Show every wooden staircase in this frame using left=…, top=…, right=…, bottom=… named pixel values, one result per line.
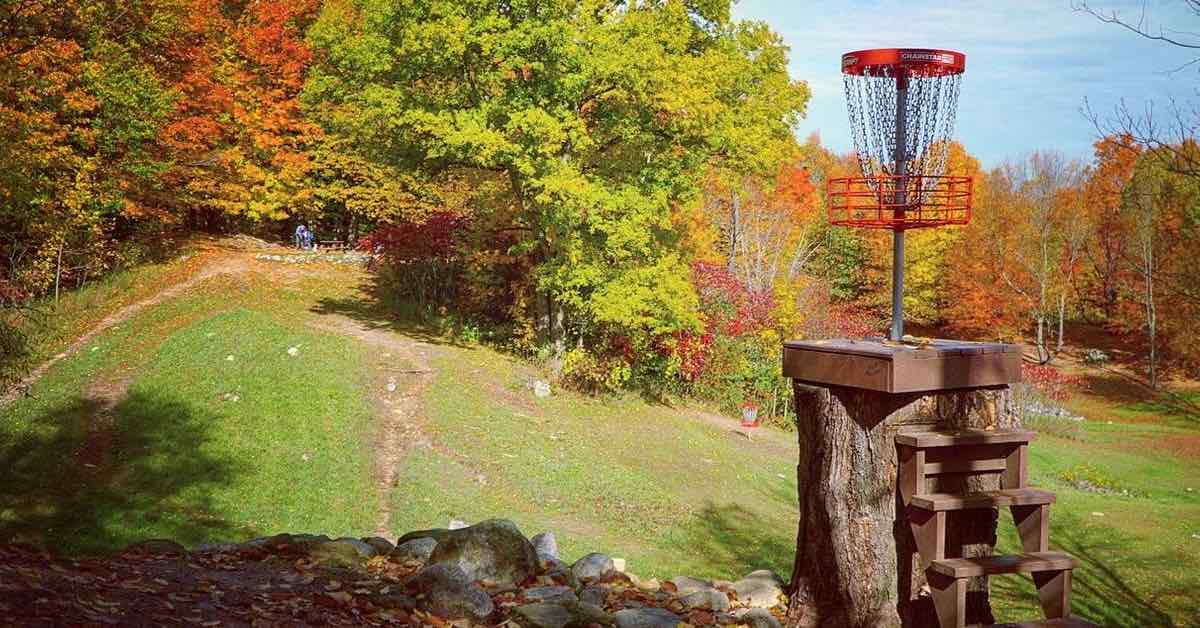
left=896, top=429, right=1096, bottom=628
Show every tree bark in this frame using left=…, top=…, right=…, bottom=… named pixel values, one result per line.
left=785, top=384, right=1020, bottom=628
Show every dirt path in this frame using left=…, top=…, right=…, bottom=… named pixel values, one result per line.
left=307, top=315, right=438, bottom=537
left=1, top=253, right=251, bottom=407
left=72, top=372, right=134, bottom=474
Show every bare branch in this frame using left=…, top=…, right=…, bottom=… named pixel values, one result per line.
left=1074, top=1, right=1200, bottom=49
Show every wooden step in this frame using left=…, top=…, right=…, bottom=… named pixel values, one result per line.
left=931, top=551, right=1077, bottom=578
left=983, top=618, right=1097, bottom=628
left=896, top=428, right=1036, bottom=448
left=911, top=488, right=1056, bottom=511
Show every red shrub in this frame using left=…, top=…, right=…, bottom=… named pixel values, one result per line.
left=1021, top=363, right=1085, bottom=401
left=691, top=262, right=774, bottom=337
left=357, top=212, right=468, bottom=263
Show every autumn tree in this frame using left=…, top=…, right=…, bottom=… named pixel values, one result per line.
left=1081, top=134, right=1141, bottom=318
left=304, top=0, right=809, bottom=368
left=986, top=152, right=1086, bottom=363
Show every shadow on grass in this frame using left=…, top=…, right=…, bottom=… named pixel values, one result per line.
left=669, top=492, right=797, bottom=579
left=0, top=391, right=244, bottom=555
left=992, top=513, right=1186, bottom=627
left=308, top=271, right=472, bottom=349
left=1077, top=371, right=1200, bottom=425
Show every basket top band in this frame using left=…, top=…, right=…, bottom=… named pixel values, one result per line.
left=841, top=48, right=965, bottom=77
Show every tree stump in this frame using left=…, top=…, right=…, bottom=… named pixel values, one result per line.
left=784, top=383, right=1020, bottom=628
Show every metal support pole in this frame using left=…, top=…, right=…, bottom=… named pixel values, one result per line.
left=891, top=74, right=909, bottom=342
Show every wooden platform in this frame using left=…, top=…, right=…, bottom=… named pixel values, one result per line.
left=782, top=338, right=1021, bottom=393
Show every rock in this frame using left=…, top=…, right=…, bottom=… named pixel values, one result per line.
left=396, top=527, right=452, bottom=546
left=309, top=539, right=373, bottom=567
left=578, top=585, right=608, bottom=607
left=123, top=539, right=187, bottom=558
left=544, top=559, right=579, bottom=588
left=391, top=537, right=438, bottom=564
left=361, top=537, right=395, bottom=555
left=513, top=602, right=612, bottom=628
left=613, top=607, right=682, bottom=628
left=525, top=585, right=578, bottom=604
left=612, top=557, right=626, bottom=573
left=571, top=553, right=615, bottom=581
left=731, top=571, right=784, bottom=608
left=425, top=519, right=539, bottom=587
left=335, top=537, right=378, bottom=557
left=680, top=589, right=729, bottom=611
left=669, top=576, right=712, bottom=595
left=736, top=608, right=782, bottom=628
left=533, top=380, right=552, bottom=398
left=531, top=532, right=560, bottom=561
left=631, top=575, right=660, bottom=592
left=514, top=602, right=574, bottom=628
left=449, top=519, right=469, bottom=530
left=408, top=563, right=494, bottom=621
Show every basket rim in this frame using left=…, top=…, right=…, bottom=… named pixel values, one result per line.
left=841, top=48, right=965, bottom=77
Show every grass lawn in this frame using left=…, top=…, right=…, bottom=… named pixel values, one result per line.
left=2, top=249, right=1198, bottom=626
left=1, top=266, right=378, bottom=553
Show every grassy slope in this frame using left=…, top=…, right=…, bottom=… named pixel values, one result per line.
left=399, top=340, right=1200, bottom=626
left=1, top=267, right=378, bottom=553
left=2, top=252, right=1197, bottom=626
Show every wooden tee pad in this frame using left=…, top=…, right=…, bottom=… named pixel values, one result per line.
left=782, top=338, right=1021, bottom=393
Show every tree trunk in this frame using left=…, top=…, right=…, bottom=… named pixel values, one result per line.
left=1145, top=260, right=1156, bottom=390
left=1056, top=293, right=1066, bottom=356
left=53, top=239, right=64, bottom=304
left=785, top=384, right=1020, bottom=628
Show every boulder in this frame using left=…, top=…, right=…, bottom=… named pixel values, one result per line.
left=514, top=603, right=573, bottom=628
left=361, top=536, right=395, bottom=555
left=531, top=532, right=560, bottom=561
left=396, top=527, right=452, bottom=546
left=513, top=602, right=612, bottom=628
left=731, top=571, right=784, bottom=608
left=680, top=589, right=729, bottom=612
left=735, top=608, right=782, bottom=628
left=309, top=539, right=373, bottom=568
left=578, top=585, right=608, bottom=607
left=408, top=563, right=494, bottom=621
left=426, top=519, right=539, bottom=587
left=668, top=576, right=711, bottom=595
left=334, top=537, right=378, bottom=557
left=571, top=553, right=615, bottom=581
left=613, top=607, right=682, bottom=628
left=525, top=585, right=578, bottom=604
left=391, top=537, right=438, bottom=564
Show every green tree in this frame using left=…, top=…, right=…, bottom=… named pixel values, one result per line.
left=304, top=0, right=808, bottom=365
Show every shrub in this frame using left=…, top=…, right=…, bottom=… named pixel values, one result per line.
left=1021, top=363, right=1085, bottom=402
left=358, top=212, right=470, bottom=309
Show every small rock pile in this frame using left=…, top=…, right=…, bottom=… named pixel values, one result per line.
left=255, top=252, right=375, bottom=266
left=213, top=518, right=789, bottom=626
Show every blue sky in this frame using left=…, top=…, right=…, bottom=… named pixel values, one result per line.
left=732, top=0, right=1200, bottom=168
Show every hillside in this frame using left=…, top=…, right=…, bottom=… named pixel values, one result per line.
left=1, top=243, right=1198, bottom=626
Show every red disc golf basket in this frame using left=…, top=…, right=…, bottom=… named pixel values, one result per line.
left=829, top=48, right=971, bottom=339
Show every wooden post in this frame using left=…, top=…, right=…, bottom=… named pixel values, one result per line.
left=784, top=383, right=1020, bottom=628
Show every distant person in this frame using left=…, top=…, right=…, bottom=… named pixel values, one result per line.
left=294, top=224, right=307, bottom=249
left=304, top=227, right=315, bottom=250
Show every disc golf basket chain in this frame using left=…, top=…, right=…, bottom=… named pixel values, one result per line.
left=828, top=48, right=972, bottom=340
